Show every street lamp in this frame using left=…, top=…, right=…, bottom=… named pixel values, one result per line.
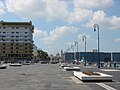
left=93, top=24, right=100, bottom=68
left=82, top=35, right=86, bottom=66
left=71, top=45, right=74, bottom=60
left=75, top=41, right=78, bottom=61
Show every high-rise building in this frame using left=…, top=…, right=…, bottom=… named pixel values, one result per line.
left=0, top=21, right=34, bottom=62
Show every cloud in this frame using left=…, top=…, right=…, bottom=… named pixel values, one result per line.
left=4, top=0, right=120, bottom=30
left=6, top=0, right=68, bottom=20
left=64, top=41, right=74, bottom=46
left=86, top=10, right=120, bottom=30
left=0, top=1, right=5, bottom=15
left=34, top=26, right=78, bottom=45
left=77, top=33, right=92, bottom=41
left=33, top=28, right=48, bottom=39
left=73, top=0, right=114, bottom=9
left=114, top=38, right=120, bottom=42
left=66, top=0, right=120, bottom=30
left=67, top=8, right=93, bottom=23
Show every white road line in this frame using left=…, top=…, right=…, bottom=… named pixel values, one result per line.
left=70, top=76, right=83, bottom=84
left=96, top=83, right=116, bottom=90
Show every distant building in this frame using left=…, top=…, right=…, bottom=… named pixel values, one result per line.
left=0, top=21, right=34, bottom=62
left=64, top=52, right=120, bottom=62
left=112, top=52, right=120, bottom=62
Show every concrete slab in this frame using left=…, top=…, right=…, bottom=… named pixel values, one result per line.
left=64, top=67, right=81, bottom=71
left=9, top=63, right=22, bottom=67
left=100, top=69, right=120, bottom=71
left=60, top=63, right=70, bottom=67
left=0, top=64, right=7, bottom=69
left=74, top=71, right=113, bottom=81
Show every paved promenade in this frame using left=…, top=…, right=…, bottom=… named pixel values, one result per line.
left=0, top=63, right=120, bottom=90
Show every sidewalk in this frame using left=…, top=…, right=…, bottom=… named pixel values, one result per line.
left=0, top=63, right=119, bottom=90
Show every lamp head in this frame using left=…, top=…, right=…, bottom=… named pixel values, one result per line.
left=94, top=28, right=96, bottom=31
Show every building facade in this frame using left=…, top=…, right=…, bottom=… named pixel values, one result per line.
left=0, top=21, right=34, bottom=62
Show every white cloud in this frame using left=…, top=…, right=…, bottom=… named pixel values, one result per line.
left=64, top=41, right=74, bottom=46
left=6, top=0, right=68, bottom=20
left=114, top=38, right=120, bottom=42
left=77, top=33, right=92, bottom=41
left=73, top=0, right=114, bottom=9
left=0, top=1, right=5, bottom=15
left=86, top=10, right=120, bottom=30
left=34, top=26, right=78, bottom=45
left=33, top=28, right=48, bottom=39
left=67, top=8, right=93, bottom=23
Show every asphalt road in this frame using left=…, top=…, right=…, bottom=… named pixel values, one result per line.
left=0, top=63, right=119, bottom=90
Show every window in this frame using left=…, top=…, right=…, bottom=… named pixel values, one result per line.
left=25, top=43, right=27, bottom=46
left=16, top=32, right=19, bottom=33
left=11, top=51, right=13, bottom=53
left=3, top=27, right=6, bottom=29
left=25, top=27, right=28, bottom=29
left=16, top=27, right=19, bottom=29
left=11, top=40, right=14, bottom=42
left=11, top=47, right=13, bottom=49
left=25, top=36, right=27, bottom=38
left=16, top=43, right=19, bottom=45
left=16, top=36, right=19, bottom=38
left=3, top=47, right=5, bottom=49
left=12, top=27, right=14, bottom=29
left=16, top=51, right=18, bottom=53
left=3, top=51, right=5, bottom=53
left=11, top=32, right=14, bottom=33
left=3, top=32, right=6, bottom=33
left=25, top=32, right=28, bottom=34
left=16, top=47, right=19, bottom=49
left=25, top=47, right=27, bottom=49
left=3, top=43, right=5, bottom=45
left=11, top=36, right=14, bottom=38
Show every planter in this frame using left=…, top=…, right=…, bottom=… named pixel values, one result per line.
left=10, top=63, right=22, bottom=67
left=74, top=71, right=113, bottom=81
left=64, top=67, right=80, bottom=71
left=60, top=63, right=70, bottom=67
left=0, top=64, right=7, bottom=69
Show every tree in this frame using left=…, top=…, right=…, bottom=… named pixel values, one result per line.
left=37, top=49, right=50, bottom=61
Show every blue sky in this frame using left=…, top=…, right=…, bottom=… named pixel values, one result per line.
left=0, top=0, right=120, bottom=54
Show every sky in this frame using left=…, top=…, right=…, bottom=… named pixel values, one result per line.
left=0, top=0, right=120, bottom=54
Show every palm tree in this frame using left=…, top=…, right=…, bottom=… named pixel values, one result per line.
left=37, top=49, right=50, bottom=61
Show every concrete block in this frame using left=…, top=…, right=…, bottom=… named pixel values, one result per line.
left=74, top=71, right=113, bottom=81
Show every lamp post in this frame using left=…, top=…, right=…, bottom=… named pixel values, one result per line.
left=75, top=41, right=78, bottom=61
left=71, top=45, right=74, bottom=60
left=93, top=24, right=100, bottom=68
left=82, top=35, right=86, bottom=66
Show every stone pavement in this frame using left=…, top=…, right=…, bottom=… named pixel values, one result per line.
left=0, top=63, right=119, bottom=90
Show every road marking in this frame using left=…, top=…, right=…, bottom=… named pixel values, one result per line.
left=96, top=83, right=116, bottom=90
left=70, top=76, right=83, bottom=84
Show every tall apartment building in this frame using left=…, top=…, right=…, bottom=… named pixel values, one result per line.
left=0, top=21, right=34, bottom=62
